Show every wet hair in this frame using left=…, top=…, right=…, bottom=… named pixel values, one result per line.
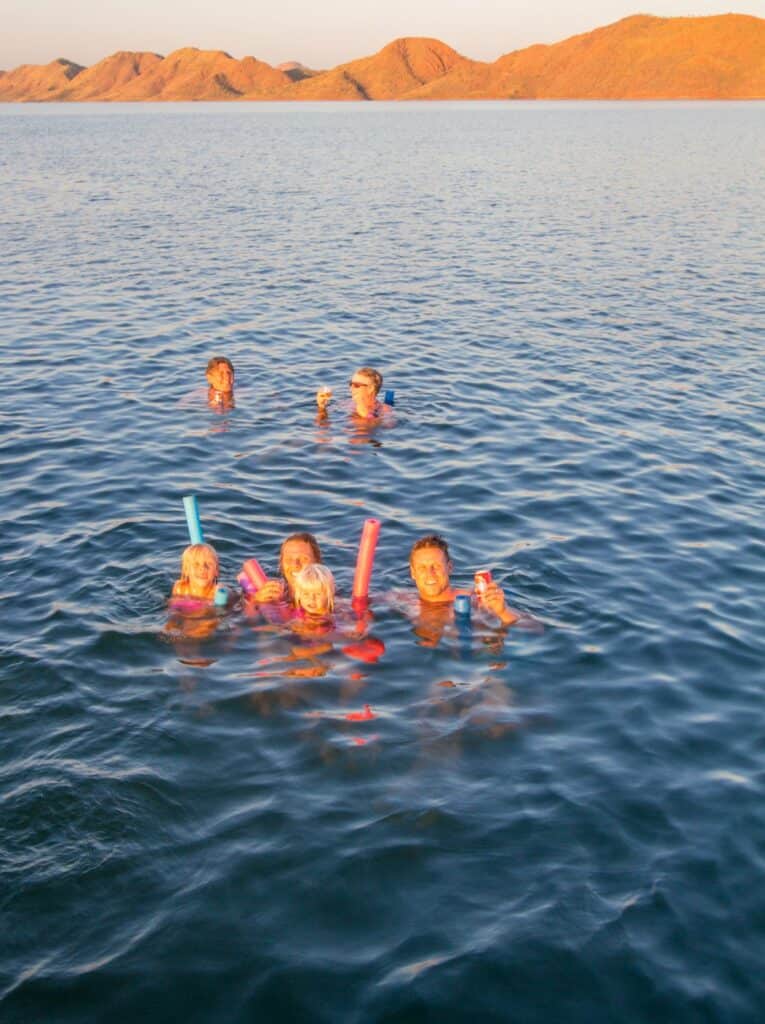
left=355, top=366, right=383, bottom=395
left=293, top=563, right=335, bottom=613
left=206, top=356, right=234, bottom=376
left=409, top=534, right=451, bottom=567
left=278, top=532, right=323, bottom=580
left=176, top=543, right=220, bottom=593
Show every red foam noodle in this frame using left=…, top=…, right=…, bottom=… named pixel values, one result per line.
left=352, top=518, right=380, bottom=606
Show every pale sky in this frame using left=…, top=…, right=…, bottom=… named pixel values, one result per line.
left=3, top=0, right=764, bottom=71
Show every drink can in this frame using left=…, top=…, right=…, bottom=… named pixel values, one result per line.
left=474, top=570, right=492, bottom=596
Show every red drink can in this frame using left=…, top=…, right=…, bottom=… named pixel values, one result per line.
left=474, top=570, right=492, bottom=595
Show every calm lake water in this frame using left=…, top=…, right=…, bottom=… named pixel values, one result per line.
left=1, top=100, right=764, bottom=1023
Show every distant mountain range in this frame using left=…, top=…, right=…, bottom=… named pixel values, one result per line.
left=1, top=14, right=763, bottom=102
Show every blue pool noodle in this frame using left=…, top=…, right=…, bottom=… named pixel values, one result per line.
left=183, top=495, right=205, bottom=546
left=383, top=389, right=395, bottom=406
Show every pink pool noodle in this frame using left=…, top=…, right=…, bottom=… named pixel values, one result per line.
left=352, top=518, right=380, bottom=605
left=238, top=557, right=268, bottom=594
left=168, top=597, right=211, bottom=614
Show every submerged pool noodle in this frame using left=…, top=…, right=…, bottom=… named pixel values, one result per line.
left=352, top=518, right=380, bottom=603
left=169, top=596, right=209, bottom=614
left=183, top=495, right=205, bottom=545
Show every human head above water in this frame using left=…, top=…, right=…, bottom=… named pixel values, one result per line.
left=279, top=532, right=323, bottom=594
left=409, top=534, right=453, bottom=602
left=293, top=563, right=335, bottom=616
left=179, top=543, right=220, bottom=592
left=350, top=366, right=383, bottom=396
left=205, top=356, right=235, bottom=393
left=409, top=534, right=451, bottom=568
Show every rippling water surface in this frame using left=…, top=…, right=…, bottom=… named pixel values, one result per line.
left=2, top=101, right=764, bottom=1022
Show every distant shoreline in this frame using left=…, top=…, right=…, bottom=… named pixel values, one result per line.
left=5, top=97, right=765, bottom=105
left=2, top=14, right=764, bottom=103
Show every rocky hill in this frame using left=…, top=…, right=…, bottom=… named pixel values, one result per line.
left=1, top=14, right=762, bottom=101
left=408, top=14, right=765, bottom=99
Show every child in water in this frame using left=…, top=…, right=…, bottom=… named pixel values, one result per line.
left=284, top=563, right=386, bottom=668
left=292, top=563, right=335, bottom=624
left=171, top=543, right=222, bottom=602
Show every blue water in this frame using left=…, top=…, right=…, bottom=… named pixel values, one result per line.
left=1, top=100, right=764, bottom=1023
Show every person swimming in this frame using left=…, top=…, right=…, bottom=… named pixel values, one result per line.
left=241, top=532, right=323, bottom=606
left=316, top=366, right=392, bottom=421
left=171, top=542, right=222, bottom=602
left=409, top=534, right=522, bottom=627
left=205, top=356, right=235, bottom=410
left=293, top=563, right=335, bottom=622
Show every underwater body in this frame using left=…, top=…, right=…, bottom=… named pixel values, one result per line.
left=1, top=100, right=764, bottom=1022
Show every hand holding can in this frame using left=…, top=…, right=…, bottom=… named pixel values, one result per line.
left=474, top=570, right=492, bottom=597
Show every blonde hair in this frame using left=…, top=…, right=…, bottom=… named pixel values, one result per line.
left=174, top=543, right=220, bottom=596
left=293, top=563, right=335, bottom=613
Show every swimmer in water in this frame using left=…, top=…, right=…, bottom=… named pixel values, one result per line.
left=316, top=366, right=392, bottom=421
left=243, top=532, right=323, bottom=606
left=205, top=356, right=235, bottom=410
left=292, top=563, right=335, bottom=625
left=409, top=534, right=521, bottom=626
left=171, top=542, right=221, bottom=602
left=289, top=562, right=382, bottom=655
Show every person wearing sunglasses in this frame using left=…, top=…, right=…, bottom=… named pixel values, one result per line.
left=316, top=366, right=391, bottom=421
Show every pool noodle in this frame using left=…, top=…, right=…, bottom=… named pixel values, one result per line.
left=352, top=518, right=380, bottom=604
left=183, top=495, right=205, bottom=545
left=238, top=558, right=268, bottom=594
left=383, top=389, right=394, bottom=406
left=169, top=596, right=210, bottom=614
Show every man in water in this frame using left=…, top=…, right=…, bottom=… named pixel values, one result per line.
left=205, top=356, right=235, bottom=410
left=409, top=534, right=520, bottom=633
left=316, top=366, right=393, bottom=422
